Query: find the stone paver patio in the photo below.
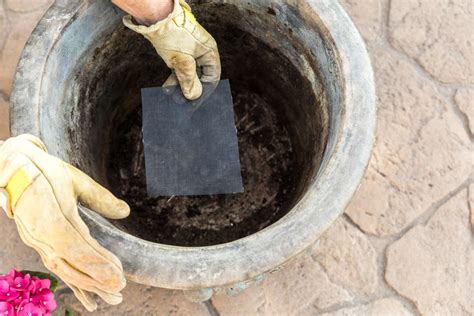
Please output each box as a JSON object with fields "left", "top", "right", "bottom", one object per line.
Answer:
{"left": 0, "top": 0, "right": 472, "bottom": 315}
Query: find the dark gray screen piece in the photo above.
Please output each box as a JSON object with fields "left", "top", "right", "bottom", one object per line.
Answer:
{"left": 141, "top": 80, "right": 244, "bottom": 196}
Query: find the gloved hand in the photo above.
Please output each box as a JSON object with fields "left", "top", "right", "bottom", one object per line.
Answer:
{"left": 0, "top": 135, "right": 130, "bottom": 312}
{"left": 123, "top": 0, "right": 221, "bottom": 100}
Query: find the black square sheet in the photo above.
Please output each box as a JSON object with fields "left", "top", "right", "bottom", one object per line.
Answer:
{"left": 141, "top": 80, "right": 244, "bottom": 196}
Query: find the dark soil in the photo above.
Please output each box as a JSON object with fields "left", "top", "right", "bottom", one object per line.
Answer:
{"left": 108, "top": 89, "right": 297, "bottom": 247}
{"left": 72, "top": 3, "right": 328, "bottom": 247}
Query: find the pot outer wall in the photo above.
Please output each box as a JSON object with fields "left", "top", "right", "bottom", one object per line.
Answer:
{"left": 10, "top": 0, "right": 376, "bottom": 298}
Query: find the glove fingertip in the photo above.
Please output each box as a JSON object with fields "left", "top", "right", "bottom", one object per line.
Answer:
{"left": 66, "top": 282, "right": 98, "bottom": 312}
{"left": 183, "top": 80, "right": 203, "bottom": 100}
{"left": 85, "top": 301, "right": 98, "bottom": 313}
{"left": 110, "top": 200, "right": 130, "bottom": 219}
{"left": 103, "top": 292, "right": 123, "bottom": 306}
{"left": 184, "top": 91, "right": 202, "bottom": 100}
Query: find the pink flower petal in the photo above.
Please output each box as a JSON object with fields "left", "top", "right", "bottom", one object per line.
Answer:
{"left": 7, "top": 270, "right": 23, "bottom": 280}
{"left": 17, "top": 302, "right": 44, "bottom": 316}
{"left": 0, "top": 288, "right": 20, "bottom": 302}
{"left": 0, "top": 270, "right": 22, "bottom": 287}
{"left": 0, "top": 280, "right": 9, "bottom": 293}
{"left": 0, "top": 301, "right": 14, "bottom": 315}
{"left": 12, "top": 291, "right": 30, "bottom": 307}
{"left": 30, "top": 291, "right": 56, "bottom": 313}
{"left": 31, "top": 279, "right": 50, "bottom": 295}
{"left": 41, "top": 297, "right": 56, "bottom": 313}
{"left": 13, "top": 275, "right": 31, "bottom": 291}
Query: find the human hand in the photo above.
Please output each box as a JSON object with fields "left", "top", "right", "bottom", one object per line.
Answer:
{"left": 111, "top": 0, "right": 173, "bottom": 26}
{"left": 123, "top": 0, "right": 221, "bottom": 100}
{"left": 0, "top": 135, "right": 130, "bottom": 312}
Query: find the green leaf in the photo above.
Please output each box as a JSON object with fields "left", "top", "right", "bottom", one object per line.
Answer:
{"left": 65, "top": 309, "right": 73, "bottom": 316}
{"left": 21, "top": 270, "right": 58, "bottom": 292}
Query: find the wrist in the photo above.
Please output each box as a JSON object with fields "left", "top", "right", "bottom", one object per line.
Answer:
{"left": 112, "top": 0, "right": 174, "bottom": 26}
{"left": 122, "top": 0, "right": 183, "bottom": 35}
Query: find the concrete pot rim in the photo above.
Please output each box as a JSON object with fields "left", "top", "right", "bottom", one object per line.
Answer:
{"left": 11, "top": 0, "right": 376, "bottom": 290}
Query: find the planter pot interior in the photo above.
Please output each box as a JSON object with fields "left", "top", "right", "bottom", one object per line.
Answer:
{"left": 52, "top": 2, "right": 328, "bottom": 247}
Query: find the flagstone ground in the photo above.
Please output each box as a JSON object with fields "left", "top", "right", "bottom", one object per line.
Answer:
{"left": 0, "top": 0, "right": 472, "bottom": 315}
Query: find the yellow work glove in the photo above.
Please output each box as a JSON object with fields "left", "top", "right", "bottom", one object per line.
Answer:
{"left": 0, "top": 134, "right": 130, "bottom": 312}
{"left": 123, "top": 0, "right": 221, "bottom": 100}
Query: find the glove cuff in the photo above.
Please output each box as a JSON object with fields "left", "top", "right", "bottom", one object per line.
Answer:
{"left": 5, "top": 163, "right": 41, "bottom": 214}
{"left": 0, "top": 164, "right": 40, "bottom": 218}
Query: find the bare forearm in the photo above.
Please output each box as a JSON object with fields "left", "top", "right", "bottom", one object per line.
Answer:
{"left": 112, "top": 0, "right": 174, "bottom": 25}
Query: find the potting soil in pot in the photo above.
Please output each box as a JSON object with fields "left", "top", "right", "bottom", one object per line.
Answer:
{"left": 69, "top": 4, "right": 328, "bottom": 247}
{"left": 108, "top": 86, "right": 297, "bottom": 247}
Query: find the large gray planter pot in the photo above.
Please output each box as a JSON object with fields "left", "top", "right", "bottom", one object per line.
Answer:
{"left": 10, "top": 0, "right": 376, "bottom": 300}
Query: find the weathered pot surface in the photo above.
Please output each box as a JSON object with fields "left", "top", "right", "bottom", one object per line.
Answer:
{"left": 11, "top": 0, "right": 376, "bottom": 296}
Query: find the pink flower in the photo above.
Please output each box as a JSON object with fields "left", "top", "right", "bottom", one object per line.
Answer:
{"left": 0, "top": 301, "right": 14, "bottom": 316}
{"left": 31, "top": 290, "right": 56, "bottom": 313}
{"left": 0, "top": 280, "right": 19, "bottom": 302}
{"left": 0, "top": 270, "right": 56, "bottom": 316}
{"left": 28, "top": 278, "right": 50, "bottom": 295}
{"left": 12, "top": 291, "right": 30, "bottom": 307}
{"left": 16, "top": 302, "right": 44, "bottom": 316}
{"left": 0, "top": 270, "right": 19, "bottom": 286}
{"left": 2, "top": 270, "right": 24, "bottom": 283}
{"left": 13, "top": 274, "right": 31, "bottom": 292}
